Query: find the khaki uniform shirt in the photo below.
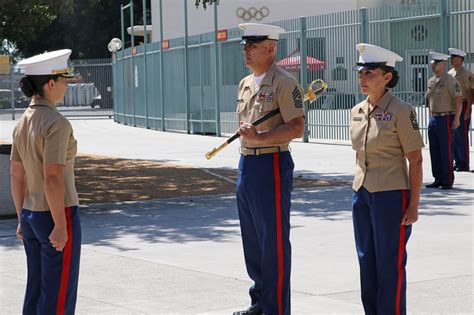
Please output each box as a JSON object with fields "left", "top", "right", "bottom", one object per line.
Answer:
{"left": 350, "top": 91, "right": 425, "bottom": 193}
{"left": 448, "top": 66, "right": 474, "bottom": 101}
{"left": 426, "top": 72, "right": 462, "bottom": 113}
{"left": 236, "top": 63, "right": 305, "bottom": 148}
{"left": 10, "top": 99, "right": 79, "bottom": 211}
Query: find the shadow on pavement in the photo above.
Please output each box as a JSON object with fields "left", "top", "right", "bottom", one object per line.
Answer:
{"left": 418, "top": 186, "right": 473, "bottom": 217}
{"left": 1, "top": 183, "right": 470, "bottom": 251}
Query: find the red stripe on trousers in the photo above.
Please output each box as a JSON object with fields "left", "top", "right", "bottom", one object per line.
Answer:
{"left": 463, "top": 103, "right": 469, "bottom": 165}
{"left": 396, "top": 191, "right": 407, "bottom": 315}
{"left": 273, "top": 153, "right": 283, "bottom": 315}
{"left": 464, "top": 121, "right": 469, "bottom": 165}
{"left": 447, "top": 116, "right": 453, "bottom": 184}
{"left": 56, "top": 207, "right": 73, "bottom": 315}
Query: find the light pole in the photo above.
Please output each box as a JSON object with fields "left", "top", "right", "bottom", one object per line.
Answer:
{"left": 108, "top": 38, "right": 123, "bottom": 122}
{"left": 213, "top": 1, "right": 221, "bottom": 136}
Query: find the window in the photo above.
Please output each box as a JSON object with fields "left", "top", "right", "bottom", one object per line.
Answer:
{"left": 410, "top": 55, "right": 428, "bottom": 65}
{"left": 411, "top": 25, "right": 428, "bottom": 42}
{"left": 332, "top": 66, "right": 347, "bottom": 81}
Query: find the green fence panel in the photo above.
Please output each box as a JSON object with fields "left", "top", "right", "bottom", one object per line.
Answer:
{"left": 163, "top": 47, "right": 186, "bottom": 132}
{"left": 114, "top": 0, "right": 473, "bottom": 145}
{"left": 133, "top": 45, "right": 146, "bottom": 127}
{"left": 152, "top": 42, "right": 164, "bottom": 129}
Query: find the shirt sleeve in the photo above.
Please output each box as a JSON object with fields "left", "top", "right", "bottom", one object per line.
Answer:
{"left": 10, "top": 143, "right": 21, "bottom": 162}
{"left": 43, "top": 118, "right": 72, "bottom": 165}
{"left": 10, "top": 126, "right": 22, "bottom": 162}
{"left": 397, "top": 105, "right": 425, "bottom": 154}
{"left": 453, "top": 79, "right": 463, "bottom": 98}
{"left": 425, "top": 79, "right": 433, "bottom": 99}
{"left": 277, "top": 78, "right": 305, "bottom": 122}
{"left": 469, "top": 72, "right": 474, "bottom": 90}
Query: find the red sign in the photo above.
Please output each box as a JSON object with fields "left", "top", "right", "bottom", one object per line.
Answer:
{"left": 216, "top": 29, "right": 228, "bottom": 42}
{"left": 161, "top": 40, "right": 169, "bottom": 50}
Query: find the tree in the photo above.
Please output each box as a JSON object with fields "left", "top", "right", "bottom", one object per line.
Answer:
{"left": 0, "top": 0, "right": 67, "bottom": 58}
{"left": 0, "top": 0, "right": 144, "bottom": 59}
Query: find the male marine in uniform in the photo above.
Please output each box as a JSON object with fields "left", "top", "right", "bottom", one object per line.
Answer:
{"left": 448, "top": 48, "right": 474, "bottom": 172}
{"left": 425, "top": 52, "right": 462, "bottom": 189}
{"left": 233, "top": 23, "right": 305, "bottom": 315}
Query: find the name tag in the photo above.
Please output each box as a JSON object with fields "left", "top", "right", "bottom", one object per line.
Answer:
{"left": 353, "top": 116, "right": 363, "bottom": 121}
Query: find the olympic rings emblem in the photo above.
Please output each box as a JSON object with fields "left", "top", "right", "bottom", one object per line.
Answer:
{"left": 236, "top": 7, "right": 270, "bottom": 21}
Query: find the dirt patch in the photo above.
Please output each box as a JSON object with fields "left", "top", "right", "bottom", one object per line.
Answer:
{"left": 75, "top": 154, "right": 347, "bottom": 204}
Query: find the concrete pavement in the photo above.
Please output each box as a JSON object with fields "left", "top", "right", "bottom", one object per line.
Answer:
{"left": 0, "top": 119, "right": 472, "bottom": 314}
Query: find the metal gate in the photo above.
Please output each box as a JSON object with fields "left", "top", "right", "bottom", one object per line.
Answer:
{"left": 0, "top": 58, "right": 113, "bottom": 120}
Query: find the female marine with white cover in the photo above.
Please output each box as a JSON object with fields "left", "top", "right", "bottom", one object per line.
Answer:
{"left": 350, "top": 44, "right": 424, "bottom": 315}
{"left": 11, "top": 49, "right": 81, "bottom": 314}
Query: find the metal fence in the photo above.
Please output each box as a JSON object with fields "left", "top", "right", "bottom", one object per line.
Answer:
{"left": 114, "top": 0, "right": 473, "bottom": 145}
{"left": 0, "top": 58, "right": 113, "bottom": 120}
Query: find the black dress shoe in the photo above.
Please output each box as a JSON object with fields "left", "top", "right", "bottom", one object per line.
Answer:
{"left": 456, "top": 167, "right": 470, "bottom": 172}
{"left": 426, "top": 181, "right": 441, "bottom": 188}
{"left": 440, "top": 185, "right": 453, "bottom": 190}
{"left": 233, "top": 304, "right": 262, "bottom": 315}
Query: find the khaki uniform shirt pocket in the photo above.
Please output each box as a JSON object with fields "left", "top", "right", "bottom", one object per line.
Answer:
{"left": 236, "top": 99, "right": 247, "bottom": 122}
{"left": 375, "top": 120, "right": 397, "bottom": 151}
{"left": 257, "top": 101, "right": 280, "bottom": 132}
{"left": 350, "top": 115, "right": 367, "bottom": 151}
{"left": 261, "top": 101, "right": 278, "bottom": 113}
{"left": 425, "top": 82, "right": 433, "bottom": 99}
{"left": 237, "top": 100, "right": 247, "bottom": 113}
